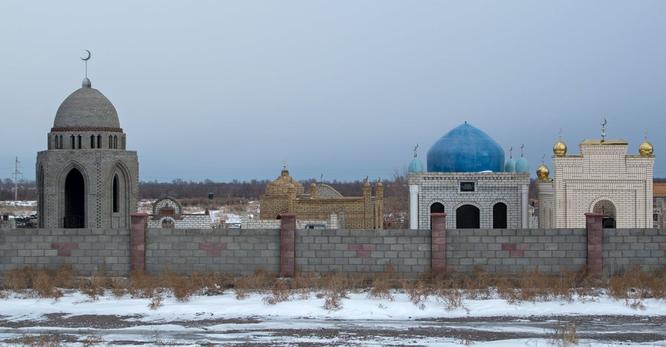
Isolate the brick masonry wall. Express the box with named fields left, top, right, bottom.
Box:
left=145, top=228, right=280, bottom=275
left=0, top=228, right=129, bottom=276
left=603, top=229, right=666, bottom=274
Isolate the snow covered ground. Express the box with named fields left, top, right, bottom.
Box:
left=1, top=290, right=665, bottom=346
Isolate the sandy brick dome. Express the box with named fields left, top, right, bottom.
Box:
left=53, top=78, right=120, bottom=130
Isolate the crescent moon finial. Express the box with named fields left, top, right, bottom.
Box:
left=81, top=50, right=91, bottom=61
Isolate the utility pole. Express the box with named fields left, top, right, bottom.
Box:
left=13, top=157, right=22, bottom=201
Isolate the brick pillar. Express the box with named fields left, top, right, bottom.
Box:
left=279, top=213, right=296, bottom=277
left=431, top=213, right=447, bottom=276
left=130, top=213, right=148, bottom=272
left=585, top=213, right=604, bottom=277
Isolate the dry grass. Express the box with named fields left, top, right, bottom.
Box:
left=233, top=270, right=274, bottom=299
left=8, top=334, right=62, bottom=347
left=263, top=280, right=291, bottom=305
left=551, top=322, right=578, bottom=347
left=3, top=265, right=666, bottom=313
left=33, top=271, right=62, bottom=300
left=149, top=295, right=163, bottom=310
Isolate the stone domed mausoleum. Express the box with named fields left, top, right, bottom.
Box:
left=36, top=70, right=139, bottom=229
left=408, top=122, right=530, bottom=230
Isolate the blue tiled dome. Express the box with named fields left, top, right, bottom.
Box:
left=408, top=157, right=424, bottom=173
left=427, top=122, right=505, bottom=173
left=504, top=158, right=516, bottom=173
left=515, top=157, right=529, bottom=173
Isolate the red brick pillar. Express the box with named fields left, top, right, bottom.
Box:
left=431, top=213, right=447, bottom=276
left=279, top=214, right=296, bottom=277
left=130, top=213, right=148, bottom=272
left=585, top=213, right=604, bottom=277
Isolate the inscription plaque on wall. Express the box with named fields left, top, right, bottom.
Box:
left=460, top=182, right=475, bottom=192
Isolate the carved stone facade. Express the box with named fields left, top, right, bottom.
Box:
left=259, top=168, right=384, bottom=229
left=538, top=139, right=654, bottom=228
left=36, top=77, right=139, bottom=229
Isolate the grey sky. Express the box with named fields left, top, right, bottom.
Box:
left=1, top=1, right=664, bottom=182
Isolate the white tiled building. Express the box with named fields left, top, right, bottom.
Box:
left=537, top=136, right=654, bottom=228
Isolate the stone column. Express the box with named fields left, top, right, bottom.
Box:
left=130, top=213, right=148, bottom=273
left=279, top=213, right=296, bottom=277
left=521, top=184, right=529, bottom=228
left=431, top=212, right=447, bottom=276
left=409, top=184, right=419, bottom=229
left=585, top=213, right=604, bottom=277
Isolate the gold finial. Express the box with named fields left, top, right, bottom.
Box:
left=553, top=133, right=567, bottom=157
left=536, top=164, right=550, bottom=181
left=536, top=154, right=549, bottom=181
left=639, top=130, right=654, bottom=157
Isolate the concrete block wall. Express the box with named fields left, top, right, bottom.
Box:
left=294, top=229, right=431, bottom=277
left=145, top=228, right=280, bottom=275
left=0, top=228, right=130, bottom=276
left=1, top=216, right=665, bottom=278
left=446, top=228, right=587, bottom=273
left=603, top=229, right=666, bottom=274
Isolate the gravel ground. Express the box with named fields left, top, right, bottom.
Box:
left=1, top=314, right=665, bottom=346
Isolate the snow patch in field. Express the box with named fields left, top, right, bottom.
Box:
left=1, top=290, right=665, bottom=323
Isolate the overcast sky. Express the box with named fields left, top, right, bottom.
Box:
left=1, top=1, right=664, bottom=182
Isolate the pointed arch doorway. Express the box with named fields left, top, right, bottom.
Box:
left=64, top=168, right=85, bottom=228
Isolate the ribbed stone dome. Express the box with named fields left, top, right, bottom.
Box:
left=53, top=79, right=120, bottom=129
left=427, top=122, right=505, bottom=173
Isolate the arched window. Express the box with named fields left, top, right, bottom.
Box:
left=109, top=135, right=113, bottom=149
left=114, top=136, right=118, bottom=149
left=97, top=135, right=101, bottom=149
left=593, top=200, right=617, bottom=228
left=54, top=136, right=59, bottom=149
left=112, top=174, right=119, bottom=213
left=456, top=204, right=480, bottom=229
left=70, top=135, right=76, bottom=149
left=77, top=135, right=82, bottom=149
left=90, top=135, right=95, bottom=149
left=493, top=203, right=508, bottom=229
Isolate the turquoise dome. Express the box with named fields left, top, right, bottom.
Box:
left=515, top=157, right=529, bottom=173
left=427, top=122, right=505, bottom=173
left=504, top=158, right=516, bottom=173
left=408, top=157, right=424, bottom=173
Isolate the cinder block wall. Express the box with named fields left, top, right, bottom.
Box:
left=1, top=227, right=665, bottom=277
left=0, top=228, right=129, bottom=276
left=603, top=229, right=666, bottom=274
left=447, top=229, right=587, bottom=273
left=145, top=228, right=280, bottom=275
left=295, top=229, right=431, bottom=276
